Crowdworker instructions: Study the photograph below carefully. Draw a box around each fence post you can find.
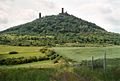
[103,51,107,72]
[92,56,94,71]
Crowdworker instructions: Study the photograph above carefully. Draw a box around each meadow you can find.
[0,45,120,62]
[0,45,120,81]
[0,45,42,59]
[54,46,120,62]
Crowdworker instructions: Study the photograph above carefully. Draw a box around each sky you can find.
[0,0,120,33]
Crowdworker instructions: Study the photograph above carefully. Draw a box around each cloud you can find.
[54,0,120,33]
[0,0,58,31]
[0,10,8,23]
[0,17,8,24]
[35,0,56,9]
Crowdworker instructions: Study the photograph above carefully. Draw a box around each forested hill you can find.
[1,13,106,35]
[0,13,120,46]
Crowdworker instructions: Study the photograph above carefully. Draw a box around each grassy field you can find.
[0,45,61,68]
[0,45,120,67]
[54,46,120,62]
[0,45,120,81]
[0,45,44,59]
[0,61,59,69]
[0,45,120,61]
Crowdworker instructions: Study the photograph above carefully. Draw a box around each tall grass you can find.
[74,66,120,81]
[0,64,120,81]
[0,68,56,81]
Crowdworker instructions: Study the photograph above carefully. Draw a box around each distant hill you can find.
[0,12,120,46]
[1,13,106,35]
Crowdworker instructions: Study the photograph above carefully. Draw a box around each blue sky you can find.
[0,0,120,33]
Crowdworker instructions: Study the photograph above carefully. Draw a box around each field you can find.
[0,45,120,68]
[0,45,120,61]
[54,46,120,62]
[0,45,42,59]
[0,45,120,81]
[0,45,61,68]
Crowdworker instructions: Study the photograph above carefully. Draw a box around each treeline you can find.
[0,56,49,65]
[0,32,120,46]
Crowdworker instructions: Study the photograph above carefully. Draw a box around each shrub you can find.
[39,47,48,53]
[46,50,56,57]
[53,56,62,64]
[0,56,49,65]
[9,51,18,54]
[50,55,57,60]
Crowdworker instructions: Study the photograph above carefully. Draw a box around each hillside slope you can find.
[0,13,120,46]
[1,13,106,35]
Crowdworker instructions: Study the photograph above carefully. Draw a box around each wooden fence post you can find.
[103,51,107,72]
[92,56,94,71]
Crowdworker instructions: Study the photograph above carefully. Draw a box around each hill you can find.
[1,13,106,35]
[0,12,120,46]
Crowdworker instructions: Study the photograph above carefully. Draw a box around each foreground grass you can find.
[0,68,56,81]
[73,66,120,81]
[0,65,120,81]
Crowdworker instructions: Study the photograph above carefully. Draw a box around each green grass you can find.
[53,46,120,62]
[0,60,58,69]
[0,45,120,62]
[0,45,44,59]
[0,52,45,59]
[0,68,56,81]
[1,65,120,81]
[0,45,60,68]
[0,45,40,53]
[0,45,120,81]
[0,45,120,68]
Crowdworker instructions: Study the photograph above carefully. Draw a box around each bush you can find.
[39,47,48,53]
[9,51,18,54]
[53,56,62,63]
[46,50,56,57]
[0,56,49,65]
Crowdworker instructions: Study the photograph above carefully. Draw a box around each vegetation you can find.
[0,45,120,61]
[0,46,62,65]
[0,56,49,65]
[0,12,119,81]
[39,47,49,53]
[0,68,56,81]
[54,46,120,62]
[9,51,18,54]
[73,66,120,81]
[0,61,120,81]
[0,45,120,81]
[1,13,106,35]
[0,13,120,46]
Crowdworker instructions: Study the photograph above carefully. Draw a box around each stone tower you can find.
[62,8,64,13]
[39,13,41,19]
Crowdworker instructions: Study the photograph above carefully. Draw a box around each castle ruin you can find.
[39,13,41,19]
[39,8,67,19]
